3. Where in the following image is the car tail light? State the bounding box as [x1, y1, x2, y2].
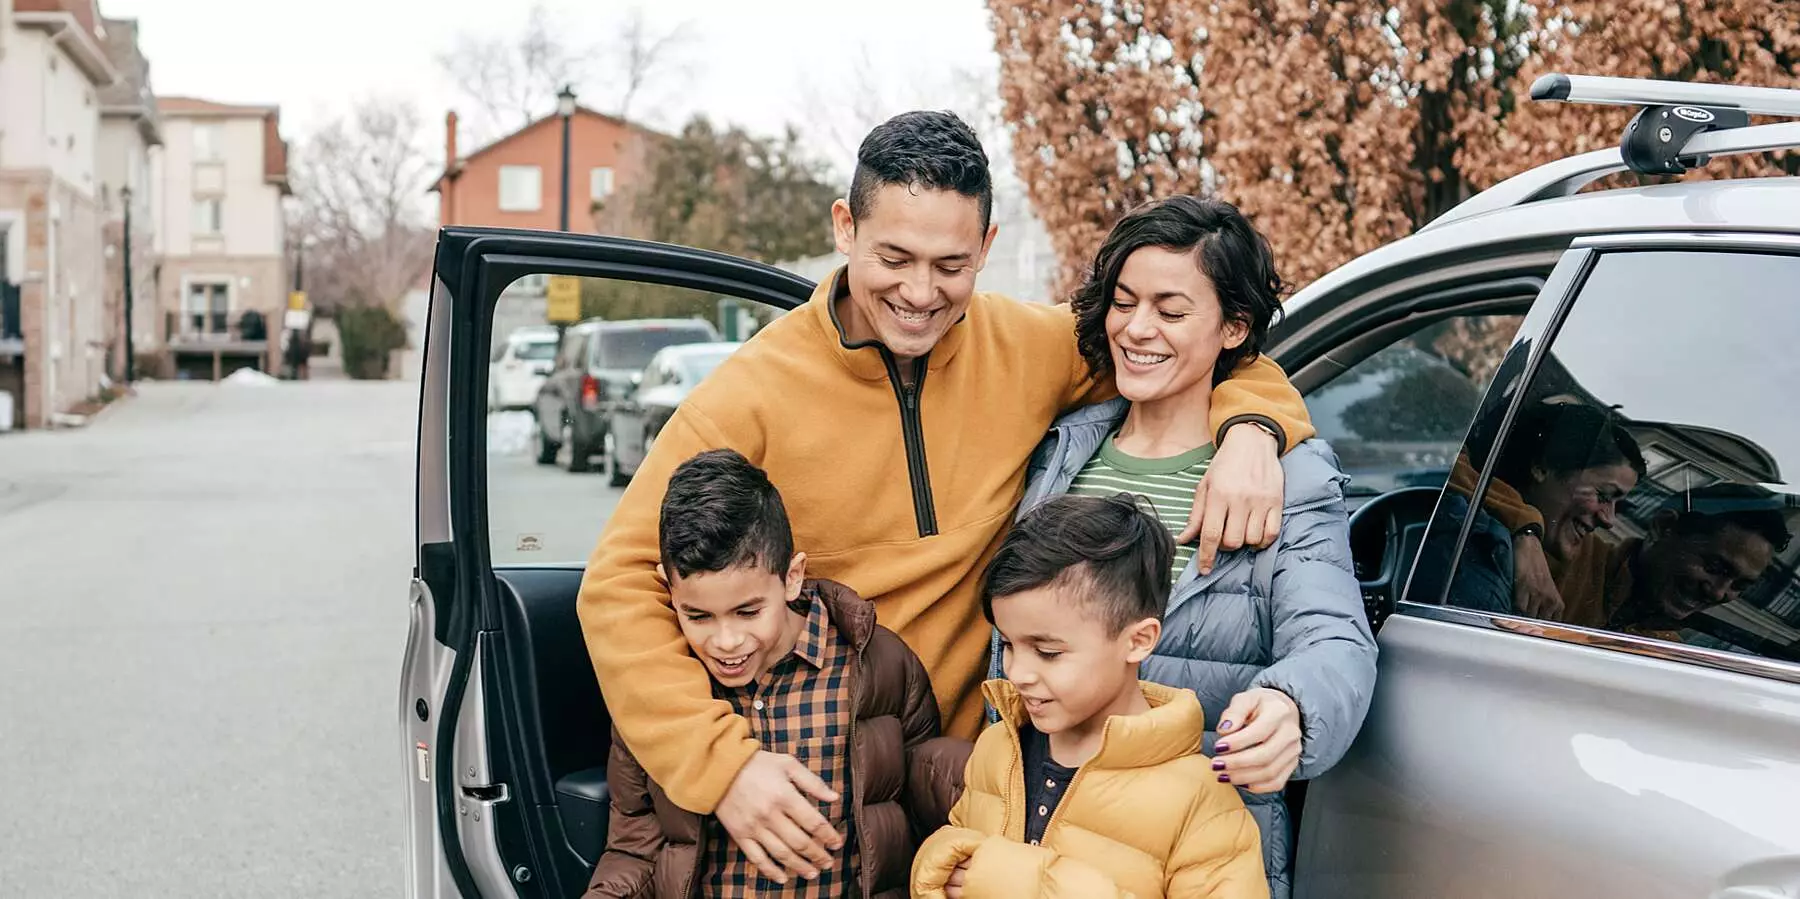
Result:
[580, 374, 601, 410]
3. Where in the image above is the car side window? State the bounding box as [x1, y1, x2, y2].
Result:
[1306, 313, 1525, 496]
[1423, 250, 1800, 665]
[491, 342, 509, 364]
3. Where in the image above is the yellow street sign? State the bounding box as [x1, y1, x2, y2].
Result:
[546, 275, 581, 323]
[288, 291, 307, 310]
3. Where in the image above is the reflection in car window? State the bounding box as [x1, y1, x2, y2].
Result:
[1307, 314, 1524, 495]
[1426, 251, 1800, 664]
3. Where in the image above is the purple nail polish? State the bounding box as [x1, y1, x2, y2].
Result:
[1215, 742, 1231, 753]
[1212, 760, 1226, 771]
[1219, 721, 1234, 733]
[1217, 774, 1231, 783]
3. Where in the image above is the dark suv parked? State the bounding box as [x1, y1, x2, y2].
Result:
[531, 318, 721, 474]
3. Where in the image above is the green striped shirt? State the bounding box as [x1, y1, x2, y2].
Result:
[1066, 434, 1214, 582]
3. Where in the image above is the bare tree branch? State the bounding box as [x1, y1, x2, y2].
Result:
[291, 98, 435, 311]
[435, 2, 594, 142]
[613, 8, 697, 121]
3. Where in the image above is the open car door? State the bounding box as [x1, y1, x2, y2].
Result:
[402, 227, 812, 899]
[1290, 238, 1800, 897]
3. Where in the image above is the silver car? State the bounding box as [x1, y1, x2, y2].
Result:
[403, 75, 1800, 897]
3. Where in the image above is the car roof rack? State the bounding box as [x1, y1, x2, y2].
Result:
[1422, 74, 1800, 232]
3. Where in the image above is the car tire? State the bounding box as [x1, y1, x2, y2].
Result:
[563, 420, 593, 473]
[535, 414, 559, 465]
[605, 432, 630, 488]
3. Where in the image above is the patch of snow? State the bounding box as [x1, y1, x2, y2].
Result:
[222, 368, 282, 387]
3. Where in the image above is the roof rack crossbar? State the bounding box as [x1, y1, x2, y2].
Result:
[1422, 75, 1800, 233]
[1532, 74, 1800, 118]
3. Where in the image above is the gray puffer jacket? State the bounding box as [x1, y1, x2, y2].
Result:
[988, 398, 1378, 898]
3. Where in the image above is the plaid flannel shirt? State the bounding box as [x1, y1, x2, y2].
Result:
[701, 587, 858, 898]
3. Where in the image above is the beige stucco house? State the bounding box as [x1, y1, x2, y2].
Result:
[149, 95, 290, 379]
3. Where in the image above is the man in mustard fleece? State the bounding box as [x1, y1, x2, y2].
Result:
[578, 110, 1315, 885]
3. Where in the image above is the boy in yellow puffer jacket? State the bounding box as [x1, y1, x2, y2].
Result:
[911, 493, 1268, 899]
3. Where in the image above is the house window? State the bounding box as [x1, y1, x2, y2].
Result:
[193, 125, 221, 162]
[193, 198, 223, 235]
[590, 167, 615, 201]
[499, 165, 543, 212]
[184, 281, 231, 337]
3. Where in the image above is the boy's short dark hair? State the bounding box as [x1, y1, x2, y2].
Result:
[1661, 482, 1793, 553]
[848, 110, 993, 231]
[659, 449, 794, 580]
[981, 493, 1175, 635]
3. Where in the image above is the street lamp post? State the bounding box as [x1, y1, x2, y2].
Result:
[557, 84, 577, 232]
[120, 184, 136, 384]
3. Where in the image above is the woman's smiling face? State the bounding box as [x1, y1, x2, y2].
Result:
[1104, 246, 1248, 405]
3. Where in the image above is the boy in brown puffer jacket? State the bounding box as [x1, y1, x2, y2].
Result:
[584, 449, 967, 899]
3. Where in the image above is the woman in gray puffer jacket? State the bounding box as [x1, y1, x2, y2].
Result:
[989, 196, 1377, 898]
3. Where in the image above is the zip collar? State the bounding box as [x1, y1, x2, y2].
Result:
[809, 266, 971, 382]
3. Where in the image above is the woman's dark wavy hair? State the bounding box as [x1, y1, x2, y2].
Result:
[1071, 195, 1287, 386]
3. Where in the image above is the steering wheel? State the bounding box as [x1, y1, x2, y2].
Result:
[1346, 487, 1443, 631]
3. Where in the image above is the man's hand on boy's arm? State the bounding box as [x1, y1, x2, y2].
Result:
[716, 751, 844, 885]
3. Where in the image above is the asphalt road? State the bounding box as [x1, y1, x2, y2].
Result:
[0, 379, 424, 897]
[485, 410, 625, 566]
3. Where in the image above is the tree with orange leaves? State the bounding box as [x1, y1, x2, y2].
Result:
[989, 0, 1800, 296]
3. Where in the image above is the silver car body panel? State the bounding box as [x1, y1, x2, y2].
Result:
[1294, 611, 1800, 898]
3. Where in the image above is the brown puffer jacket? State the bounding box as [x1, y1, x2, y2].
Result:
[583, 579, 973, 899]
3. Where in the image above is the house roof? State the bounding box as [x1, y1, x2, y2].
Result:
[430, 105, 665, 191]
[14, 0, 103, 42]
[157, 96, 280, 117]
[156, 95, 291, 195]
[97, 18, 160, 145]
[13, 0, 116, 84]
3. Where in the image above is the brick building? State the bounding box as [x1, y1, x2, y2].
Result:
[0, 0, 118, 429]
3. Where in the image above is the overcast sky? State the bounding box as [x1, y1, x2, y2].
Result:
[100, 0, 1004, 177]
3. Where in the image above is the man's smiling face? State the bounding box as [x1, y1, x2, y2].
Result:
[831, 183, 996, 365]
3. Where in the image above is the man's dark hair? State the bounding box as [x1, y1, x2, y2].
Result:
[1660, 482, 1793, 553]
[1071, 196, 1286, 385]
[658, 449, 795, 580]
[848, 110, 993, 231]
[981, 493, 1175, 635]
[1492, 401, 1648, 488]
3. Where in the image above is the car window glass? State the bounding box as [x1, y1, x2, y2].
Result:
[597, 326, 719, 372]
[486, 276, 766, 564]
[1306, 313, 1525, 496]
[491, 342, 508, 364]
[517, 340, 557, 362]
[1420, 250, 1800, 666]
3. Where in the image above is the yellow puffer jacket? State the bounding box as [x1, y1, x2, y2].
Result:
[911, 680, 1268, 899]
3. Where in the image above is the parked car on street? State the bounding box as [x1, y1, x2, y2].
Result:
[530, 317, 721, 474]
[487, 327, 560, 412]
[604, 341, 743, 487]
[405, 75, 1800, 898]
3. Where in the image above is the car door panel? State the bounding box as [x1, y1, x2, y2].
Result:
[1296, 609, 1800, 898]
[1293, 239, 1800, 897]
[406, 227, 812, 899]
